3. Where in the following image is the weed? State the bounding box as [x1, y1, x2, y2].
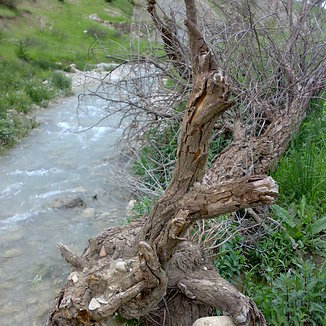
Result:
[16, 41, 30, 62]
[246, 259, 326, 325]
[25, 82, 53, 106]
[274, 100, 326, 211]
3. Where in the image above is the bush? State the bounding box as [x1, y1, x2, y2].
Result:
[25, 82, 53, 106]
[0, 111, 37, 147]
[16, 41, 30, 62]
[50, 71, 71, 91]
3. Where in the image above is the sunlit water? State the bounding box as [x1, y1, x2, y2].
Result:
[0, 84, 129, 325]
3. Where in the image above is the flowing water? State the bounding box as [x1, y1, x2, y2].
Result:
[0, 83, 129, 325]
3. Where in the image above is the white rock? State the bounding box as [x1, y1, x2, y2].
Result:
[89, 298, 101, 311]
[115, 261, 127, 273]
[4, 248, 22, 258]
[68, 272, 79, 284]
[89, 13, 101, 22]
[193, 316, 235, 326]
[82, 208, 95, 219]
[126, 199, 136, 213]
[99, 245, 107, 258]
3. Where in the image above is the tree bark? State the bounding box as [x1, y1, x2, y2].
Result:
[204, 93, 311, 183]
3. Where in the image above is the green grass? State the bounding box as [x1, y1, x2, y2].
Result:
[0, 59, 72, 148]
[0, 4, 18, 18]
[0, 0, 133, 69]
[0, 0, 134, 149]
[274, 98, 326, 212]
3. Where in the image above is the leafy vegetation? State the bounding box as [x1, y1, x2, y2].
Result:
[0, 59, 71, 149]
[213, 99, 326, 325]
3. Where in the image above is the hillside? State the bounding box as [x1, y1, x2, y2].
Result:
[0, 0, 133, 68]
[0, 0, 134, 150]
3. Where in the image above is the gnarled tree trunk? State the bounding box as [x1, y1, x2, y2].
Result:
[47, 0, 326, 325]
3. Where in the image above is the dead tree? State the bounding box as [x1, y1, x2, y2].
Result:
[47, 0, 280, 325]
[47, 0, 326, 325]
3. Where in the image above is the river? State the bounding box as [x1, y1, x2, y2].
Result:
[0, 81, 129, 325]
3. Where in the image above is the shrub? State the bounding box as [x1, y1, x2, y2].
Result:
[50, 71, 71, 91]
[25, 82, 53, 106]
[248, 260, 326, 326]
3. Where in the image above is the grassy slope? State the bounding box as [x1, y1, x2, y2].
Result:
[0, 0, 133, 150]
[0, 0, 133, 68]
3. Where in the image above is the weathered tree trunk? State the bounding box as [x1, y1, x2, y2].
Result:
[204, 93, 312, 183]
[47, 1, 279, 325]
[47, 0, 326, 325]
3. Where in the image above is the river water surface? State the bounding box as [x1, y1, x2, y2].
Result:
[0, 83, 129, 325]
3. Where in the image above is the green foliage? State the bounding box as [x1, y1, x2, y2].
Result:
[272, 198, 326, 257]
[0, 59, 72, 148]
[214, 237, 247, 281]
[0, 3, 17, 17]
[245, 260, 326, 326]
[113, 314, 143, 326]
[273, 101, 326, 211]
[16, 40, 30, 62]
[0, 111, 37, 148]
[50, 71, 72, 93]
[131, 197, 152, 217]
[25, 82, 53, 105]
